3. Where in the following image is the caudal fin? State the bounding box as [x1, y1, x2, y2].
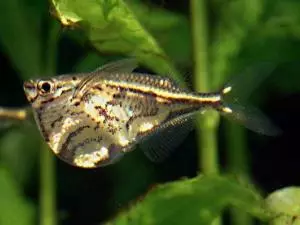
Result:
[217, 63, 281, 136]
[219, 100, 281, 136]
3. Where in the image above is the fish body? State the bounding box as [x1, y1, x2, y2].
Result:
[23, 59, 276, 168]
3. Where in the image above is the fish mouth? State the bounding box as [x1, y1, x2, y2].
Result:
[23, 81, 35, 90]
[23, 80, 38, 103]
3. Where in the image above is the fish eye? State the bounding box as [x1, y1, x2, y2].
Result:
[38, 80, 55, 94]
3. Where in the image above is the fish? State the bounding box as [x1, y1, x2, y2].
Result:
[23, 58, 279, 168]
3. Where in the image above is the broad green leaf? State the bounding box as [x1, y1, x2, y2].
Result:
[51, 0, 184, 83]
[127, 0, 191, 65]
[265, 187, 300, 225]
[128, 0, 185, 31]
[106, 175, 271, 225]
[0, 166, 35, 225]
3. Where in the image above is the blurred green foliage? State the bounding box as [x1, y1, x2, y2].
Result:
[0, 0, 300, 225]
[106, 175, 270, 225]
[0, 167, 36, 225]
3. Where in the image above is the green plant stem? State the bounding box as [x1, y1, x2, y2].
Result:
[226, 122, 253, 225]
[40, 22, 59, 225]
[190, 0, 220, 178]
[226, 123, 249, 177]
[40, 143, 57, 225]
[190, 0, 221, 224]
[197, 113, 220, 174]
[190, 0, 209, 93]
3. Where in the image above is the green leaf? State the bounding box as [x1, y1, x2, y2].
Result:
[106, 175, 270, 225]
[127, 1, 191, 65]
[265, 187, 300, 225]
[51, 0, 184, 83]
[0, 166, 36, 225]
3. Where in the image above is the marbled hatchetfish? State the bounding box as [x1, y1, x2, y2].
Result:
[23, 59, 278, 168]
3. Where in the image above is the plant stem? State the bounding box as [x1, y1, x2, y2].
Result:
[190, 0, 220, 178]
[226, 123, 249, 177]
[40, 21, 59, 225]
[226, 122, 253, 225]
[190, 0, 209, 93]
[197, 113, 220, 174]
[190, 0, 221, 224]
[40, 143, 57, 225]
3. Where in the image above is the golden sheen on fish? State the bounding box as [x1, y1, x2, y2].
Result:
[23, 59, 278, 168]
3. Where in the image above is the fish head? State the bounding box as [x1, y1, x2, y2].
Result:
[23, 78, 56, 108]
[23, 75, 84, 148]
[23, 75, 83, 109]
[23, 73, 126, 169]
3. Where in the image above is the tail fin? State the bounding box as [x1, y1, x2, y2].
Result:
[217, 64, 281, 136]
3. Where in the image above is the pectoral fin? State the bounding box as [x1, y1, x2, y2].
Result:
[140, 115, 194, 162]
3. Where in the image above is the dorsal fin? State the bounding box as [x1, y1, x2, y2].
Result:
[94, 58, 138, 73]
[73, 58, 138, 98]
[140, 114, 194, 162]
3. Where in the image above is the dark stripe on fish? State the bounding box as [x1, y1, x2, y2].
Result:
[40, 89, 72, 105]
[58, 125, 90, 161]
[72, 136, 103, 151]
[29, 94, 39, 103]
[41, 97, 56, 104]
[125, 101, 159, 131]
[105, 84, 220, 105]
[50, 115, 64, 128]
[35, 110, 50, 142]
[60, 88, 73, 96]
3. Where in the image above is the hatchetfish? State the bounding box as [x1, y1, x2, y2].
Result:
[23, 59, 278, 168]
